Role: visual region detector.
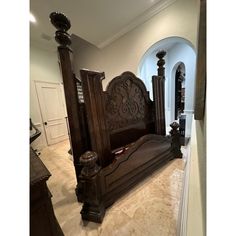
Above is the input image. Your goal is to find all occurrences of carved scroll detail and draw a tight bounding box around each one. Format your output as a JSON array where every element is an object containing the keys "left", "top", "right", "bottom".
[{"left": 104, "top": 72, "right": 154, "bottom": 131}]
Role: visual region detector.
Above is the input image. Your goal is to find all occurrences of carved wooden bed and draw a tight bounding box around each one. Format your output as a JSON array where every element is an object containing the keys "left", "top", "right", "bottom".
[{"left": 49, "top": 12, "right": 182, "bottom": 223}]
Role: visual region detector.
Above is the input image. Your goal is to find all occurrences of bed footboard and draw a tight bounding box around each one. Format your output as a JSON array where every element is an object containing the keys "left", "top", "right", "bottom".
[{"left": 79, "top": 123, "right": 182, "bottom": 223}]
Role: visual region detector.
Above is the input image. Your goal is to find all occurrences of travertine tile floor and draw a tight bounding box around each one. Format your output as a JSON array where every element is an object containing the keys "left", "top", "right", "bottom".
[{"left": 40, "top": 139, "right": 187, "bottom": 236}]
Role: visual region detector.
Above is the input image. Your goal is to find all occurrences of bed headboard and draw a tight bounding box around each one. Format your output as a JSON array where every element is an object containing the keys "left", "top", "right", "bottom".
[{"left": 103, "top": 72, "right": 155, "bottom": 149}]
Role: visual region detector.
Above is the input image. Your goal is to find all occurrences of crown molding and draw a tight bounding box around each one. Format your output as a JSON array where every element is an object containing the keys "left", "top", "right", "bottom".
[{"left": 97, "top": 0, "right": 176, "bottom": 49}]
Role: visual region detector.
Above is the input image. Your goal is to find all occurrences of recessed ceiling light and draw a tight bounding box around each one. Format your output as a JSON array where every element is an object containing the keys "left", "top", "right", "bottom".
[{"left": 30, "top": 13, "right": 36, "bottom": 23}]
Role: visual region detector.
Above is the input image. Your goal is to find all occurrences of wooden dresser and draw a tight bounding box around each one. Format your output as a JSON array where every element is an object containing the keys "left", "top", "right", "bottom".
[{"left": 30, "top": 148, "right": 64, "bottom": 236}]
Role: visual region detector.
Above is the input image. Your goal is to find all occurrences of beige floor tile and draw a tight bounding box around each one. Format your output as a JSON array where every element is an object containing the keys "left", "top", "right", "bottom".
[{"left": 39, "top": 139, "right": 185, "bottom": 236}]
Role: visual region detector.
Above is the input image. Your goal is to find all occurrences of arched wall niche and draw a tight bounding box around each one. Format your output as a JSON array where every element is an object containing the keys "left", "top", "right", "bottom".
[{"left": 137, "top": 36, "right": 196, "bottom": 137}]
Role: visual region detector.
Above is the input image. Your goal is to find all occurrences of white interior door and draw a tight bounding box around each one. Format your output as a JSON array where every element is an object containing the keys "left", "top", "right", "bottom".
[{"left": 35, "top": 81, "right": 68, "bottom": 145}]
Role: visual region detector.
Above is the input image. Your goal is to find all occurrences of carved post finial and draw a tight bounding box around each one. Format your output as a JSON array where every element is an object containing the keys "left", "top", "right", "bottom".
[
  {"left": 169, "top": 122, "right": 182, "bottom": 158},
  {"left": 49, "top": 12, "right": 71, "bottom": 48},
  {"left": 80, "top": 151, "right": 100, "bottom": 177},
  {"left": 156, "top": 50, "right": 166, "bottom": 77},
  {"left": 152, "top": 50, "right": 167, "bottom": 135}
]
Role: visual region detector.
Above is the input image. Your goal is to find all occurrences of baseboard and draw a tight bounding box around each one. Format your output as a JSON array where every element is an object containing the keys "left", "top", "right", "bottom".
[{"left": 177, "top": 143, "right": 191, "bottom": 236}]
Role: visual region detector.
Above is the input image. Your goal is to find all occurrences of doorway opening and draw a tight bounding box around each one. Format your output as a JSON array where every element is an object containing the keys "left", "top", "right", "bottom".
[{"left": 137, "top": 36, "right": 196, "bottom": 139}]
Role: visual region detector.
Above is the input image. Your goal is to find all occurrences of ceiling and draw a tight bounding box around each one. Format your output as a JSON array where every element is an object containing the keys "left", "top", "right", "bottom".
[{"left": 30, "top": 0, "right": 175, "bottom": 50}]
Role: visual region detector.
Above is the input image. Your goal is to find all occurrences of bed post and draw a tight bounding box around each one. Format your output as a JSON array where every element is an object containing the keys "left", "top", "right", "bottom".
[
  {"left": 80, "top": 70, "right": 112, "bottom": 167},
  {"left": 152, "top": 50, "right": 166, "bottom": 135},
  {"left": 49, "top": 12, "right": 88, "bottom": 201},
  {"left": 79, "top": 151, "right": 105, "bottom": 223},
  {"left": 170, "top": 122, "right": 182, "bottom": 158}
]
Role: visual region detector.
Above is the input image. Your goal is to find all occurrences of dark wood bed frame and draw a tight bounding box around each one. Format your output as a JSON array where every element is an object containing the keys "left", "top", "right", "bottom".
[{"left": 49, "top": 12, "right": 182, "bottom": 223}]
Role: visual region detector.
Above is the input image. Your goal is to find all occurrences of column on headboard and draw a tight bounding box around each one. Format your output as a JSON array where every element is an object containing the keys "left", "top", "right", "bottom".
[
  {"left": 80, "top": 70, "right": 112, "bottom": 168},
  {"left": 152, "top": 50, "right": 166, "bottom": 135},
  {"left": 49, "top": 13, "right": 88, "bottom": 185}
]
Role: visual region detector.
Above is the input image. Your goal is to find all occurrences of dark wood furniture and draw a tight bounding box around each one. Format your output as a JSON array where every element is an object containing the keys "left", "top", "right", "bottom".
[
  {"left": 30, "top": 119, "right": 41, "bottom": 144},
  {"left": 179, "top": 114, "right": 186, "bottom": 137},
  {"left": 30, "top": 148, "right": 64, "bottom": 236},
  {"left": 49, "top": 12, "right": 182, "bottom": 223}
]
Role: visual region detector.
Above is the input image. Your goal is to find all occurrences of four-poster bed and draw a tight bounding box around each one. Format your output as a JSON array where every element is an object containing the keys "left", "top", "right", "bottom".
[{"left": 49, "top": 12, "right": 182, "bottom": 223}]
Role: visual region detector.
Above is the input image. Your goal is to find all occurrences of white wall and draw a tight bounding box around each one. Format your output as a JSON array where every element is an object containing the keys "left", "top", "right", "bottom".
[
  {"left": 177, "top": 117, "right": 205, "bottom": 236},
  {"left": 30, "top": 42, "right": 62, "bottom": 150},
  {"left": 186, "top": 118, "right": 205, "bottom": 236},
  {"left": 138, "top": 50, "right": 157, "bottom": 99},
  {"left": 72, "top": 0, "right": 200, "bottom": 89}
]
